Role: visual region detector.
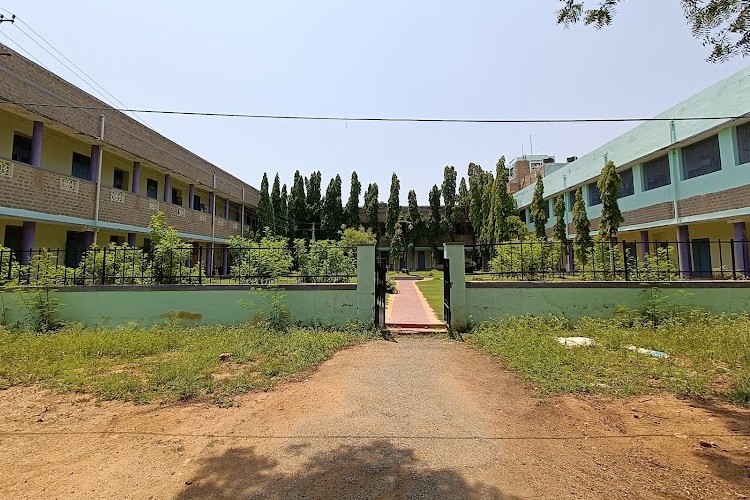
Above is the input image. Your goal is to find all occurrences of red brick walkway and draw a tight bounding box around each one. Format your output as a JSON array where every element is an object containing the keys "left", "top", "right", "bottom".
[{"left": 386, "top": 279, "right": 442, "bottom": 327}]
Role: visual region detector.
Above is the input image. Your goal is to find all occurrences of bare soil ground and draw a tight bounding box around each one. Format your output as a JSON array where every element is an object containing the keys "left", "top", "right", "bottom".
[{"left": 1, "top": 336, "right": 749, "bottom": 499}]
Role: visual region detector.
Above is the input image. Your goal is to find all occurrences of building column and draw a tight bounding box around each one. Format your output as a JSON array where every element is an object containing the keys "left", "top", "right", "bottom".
[
  {"left": 188, "top": 184, "right": 195, "bottom": 209},
  {"left": 677, "top": 225, "right": 692, "bottom": 279},
  {"left": 20, "top": 221, "right": 35, "bottom": 265},
  {"left": 163, "top": 174, "right": 171, "bottom": 203},
  {"left": 240, "top": 204, "right": 245, "bottom": 237},
  {"left": 205, "top": 243, "right": 213, "bottom": 276},
  {"left": 733, "top": 222, "right": 749, "bottom": 277},
  {"left": 224, "top": 199, "right": 230, "bottom": 219},
  {"left": 83, "top": 230, "right": 95, "bottom": 250},
  {"left": 208, "top": 192, "right": 215, "bottom": 216},
  {"left": 221, "top": 244, "right": 229, "bottom": 275},
  {"left": 90, "top": 145, "right": 100, "bottom": 183},
  {"left": 132, "top": 162, "right": 141, "bottom": 194},
  {"left": 639, "top": 230, "right": 650, "bottom": 260},
  {"left": 30, "top": 121, "right": 43, "bottom": 168},
  {"left": 127, "top": 232, "right": 137, "bottom": 247}
]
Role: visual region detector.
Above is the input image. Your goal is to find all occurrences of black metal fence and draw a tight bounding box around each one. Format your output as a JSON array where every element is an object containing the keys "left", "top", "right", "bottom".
[
  {"left": 466, "top": 239, "right": 750, "bottom": 281},
  {"left": 0, "top": 244, "right": 359, "bottom": 286}
]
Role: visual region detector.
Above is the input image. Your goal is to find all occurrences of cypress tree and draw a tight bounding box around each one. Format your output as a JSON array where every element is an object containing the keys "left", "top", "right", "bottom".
[
  {"left": 467, "top": 163, "right": 486, "bottom": 243},
  {"left": 306, "top": 171, "right": 322, "bottom": 233},
  {"left": 364, "top": 183, "right": 380, "bottom": 235},
  {"left": 427, "top": 185, "right": 442, "bottom": 258},
  {"left": 573, "top": 188, "right": 593, "bottom": 263},
  {"left": 271, "top": 174, "right": 282, "bottom": 234},
  {"left": 385, "top": 173, "right": 401, "bottom": 242},
  {"left": 597, "top": 160, "right": 624, "bottom": 240},
  {"left": 490, "top": 157, "right": 513, "bottom": 242},
  {"left": 258, "top": 173, "right": 275, "bottom": 234},
  {"left": 478, "top": 172, "right": 494, "bottom": 246},
  {"left": 280, "top": 184, "right": 289, "bottom": 238},
  {"left": 441, "top": 165, "right": 457, "bottom": 238},
  {"left": 345, "top": 171, "right": 362, "bottom": 229},
  {"left": 406, "top": 189, "right": 423, "bottom": 261},
  {"left": 530, "top": 172, "right": 548, "bottom": 240},
  {"left": 288, "top": 171, "right": 306, "bottom": 238},
  {"left": 457, "top": 177, "right": 469, "bottom": 226},
  {"left": 322, "top": 175, "right": 344, "bottom": 239},
  {"left": 552, "top": 196, "right": 568, "bottom": 243}
]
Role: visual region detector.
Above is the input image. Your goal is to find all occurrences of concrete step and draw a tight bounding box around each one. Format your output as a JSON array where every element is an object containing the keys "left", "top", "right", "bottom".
[{"left": 387, "top": 325, "right": 448, "bottom": 335}]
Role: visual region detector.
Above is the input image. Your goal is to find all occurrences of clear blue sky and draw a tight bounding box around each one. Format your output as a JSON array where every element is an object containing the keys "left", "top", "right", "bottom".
[{"left": 1, "top": 1, "right": 747, "bottom": 203}]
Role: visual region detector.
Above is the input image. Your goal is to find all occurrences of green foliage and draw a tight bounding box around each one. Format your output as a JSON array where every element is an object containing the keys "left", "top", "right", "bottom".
[
  {"left": 227, "top": 235, "right": 293, "bottom": 284},
  {"left": 241, "top": 287, "right": 291, "bottom": 332},
  {"left": 489, "top": 157, "right": 515, "bottom": 243},
  {"left": 258, "top": 173, "right": 275, "bottom": 234},
  {"left": 633, "top": 246, "right": 680, "bottom": 282},
  {"left": 279, "top": 183, "right": 289, "bottom": 238},
  {"left": 441, "top": 165, "right": 457, "bottom": 237},
  {"left": 552, "top": 196, "right": 568, "bottom": 244},
  {"left": 0, "top": 323, "right": 374, "bottom": 403},
  {"left": 478, "top": 173, "right": 495, "bottom": 246},
  {"left": 489, "top": 239, "right": 562, "bottom": 280},
  {"left": 288, "top": 171, "right": 307, "bottom": 238},
  {"left": 456, "top": 177, "right": 469, "bottom": 228},
  {"left": 14, "top": 286, "right": 62, "bottom": 333},
  {"left": 271, "top": 173, "right": 283, "bottom": 234},
  {"left": 0, "top": 246, "right": 23, "bottom": 285},
  {"left": 305, "top": 171, "right": 323, "bottom": 233},
  {"left": 339, "top": 227, "right": 376, "bottom": 247},
  {"left": 577, "top": 237, "right": 624, "bottom": 281},
  {"left": 345, "top": 171, "right": 362, "bottom": 229},
  {"left": 148, "top": 212, "right": 201, "bottom": 284},
  {"left": 555, "top": 0, "right": 750, "bottom": 62},
  {"left": 530, "top": 172, "right": 548, "bottom": 240},
  {"left": 468, "top": 163, "right": 487, "bottom": 242},
  {"left": 77, "top": 243, "right": 150, "bottom": 285},
  {"left": 385, "top": 173, "right": 401, "bottom": 241},
  {"left": 406, "top": 190, "right": 424, "bottom": 256},
  {"left": 364, "top": 183, "right": 380, "bottom": 235},
  {"left": 294, "top": 239, "right": 357, "bottom": 283},
  {"left": 385, "top": 278, "right": 398, "bottom": 294},
  {"left": 506, "top": 215, "right": 529, "bottom": 241},
  {"left": 572, "top": 188, "right": 593, "bottom": 264},
  {"left": 597, "top": 160, "right": 624, "bottom": 239},
  {"left": 427, "top": 185, "right": 443, "bottom": 255},
  {"left": 321, "top": 174, "right": 344, "bottom": 239}
]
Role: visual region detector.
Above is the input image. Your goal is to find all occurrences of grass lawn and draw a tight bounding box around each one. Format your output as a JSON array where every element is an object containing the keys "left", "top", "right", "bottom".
[
  {"left": 468, "top": 315, "right": 750, "bottom": 406},
  {"left": 0, "top": 324, "right": 374, "bottom": 405},
  {"left": 414, "top": 272, "right": 444, "bottom": 320}
]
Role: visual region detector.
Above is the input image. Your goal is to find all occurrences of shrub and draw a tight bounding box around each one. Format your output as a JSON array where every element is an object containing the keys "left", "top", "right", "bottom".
[
  {"left": 76, "top": 244, "right": 151, "bottom": 285},
  {"left": 489, "top": 239, "right": 562, "bottom": 280},
  {"left": 149, "top": 212, "right": 203, "bottom": 284},
  {"left": 295, "top": 239, "right": 356, "bottom": 283},
  {"left": 228, "top": 235, "right": 293, "bottom": 284}
]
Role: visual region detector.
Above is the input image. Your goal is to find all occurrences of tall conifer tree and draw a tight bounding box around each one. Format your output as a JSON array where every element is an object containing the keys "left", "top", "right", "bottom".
[
  {"left": 364, "top": 183, "right": 380, "bottom": 235},
  {"left": 345, "top": 171, "right": 362, "bottom": 229},
  {"left": 258, "top": 173, "right": 275, "bottom": 234},
  {"left": 385, "top": 173, "right": 401, "bottom": 242},
  {"left": 530, "top": 172, "right": 548, "bottom": 240},
  {"left": 288, "top": 171, "right": 307, "bottom": 238}
]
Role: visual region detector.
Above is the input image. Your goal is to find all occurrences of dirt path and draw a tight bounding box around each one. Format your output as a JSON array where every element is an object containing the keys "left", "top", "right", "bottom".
[{"left": 1, "top": 337, "right": 749, "bottom": 499}]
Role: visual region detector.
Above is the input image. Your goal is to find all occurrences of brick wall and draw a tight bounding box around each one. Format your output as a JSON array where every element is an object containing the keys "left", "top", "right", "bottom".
[
  {"left": 678, "top": 184, "right": 750, "bottom": 218},
  {"left": 0, "top": 44, "right": 259, "bottom": 208}
]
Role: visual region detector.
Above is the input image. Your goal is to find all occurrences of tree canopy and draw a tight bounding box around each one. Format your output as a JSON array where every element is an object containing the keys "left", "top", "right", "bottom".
[
  {"left": 597, "top": 160, "right": 624, "bottom": 239},
  {"left": 258, "top": 173, "right": 275, "bottom": 234},
  {"left": 288, "top": 171, "right": 307, "bottom": 238},
  {"left": 345, "top": 171, "right": 362, "bottom": 229},
  {"left": 530, "top": 172, "right": 548, "bottom": 240},
  {"left": 441, "top": 166, "right": 457, "bottom": 238},
  {"left": 385, "top": 173, "right": 401, "bottom": 241},
  {"left": 364, "top": 183, "right": 380, "bottom": 235},
  {"left": 556, "top": 0, "right": 750, "bottom": 62}
]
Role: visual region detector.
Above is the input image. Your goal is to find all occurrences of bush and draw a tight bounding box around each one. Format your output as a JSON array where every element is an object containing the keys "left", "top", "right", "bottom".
[
  {"left": 77, "top": 244, "right": 151, "bottom": 285},
  {"left": 295, "top": 239, "right": 356, "bottom": 283},
  {"left": 489, "top": 239, "right": 562, "bottom": 280},
  {"left": 149, "top": 212, "right": 202, "bottom": 284},
  {"left": 228, "top": 235, "right": 293, "bottom": 284},
  {"left": 385, "top": 278, "right": 398, "bottom": 294}
]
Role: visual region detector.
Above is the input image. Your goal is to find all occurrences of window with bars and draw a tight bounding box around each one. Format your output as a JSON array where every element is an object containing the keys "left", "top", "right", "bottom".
[
  {"left": 71, "top": 153, "right": 91, "bottom": 181},
  {"left": 567, "top": 191, "right": 577, "bottom": 212},
  {"left": 519, "top": 209, "right": 527, "bottom": 223},
  {"left": 642, "top": 156, "right": 671, "bottom": 191},
  {"left": 681, "top": 135, "right": 721, "bottom": 180},
  {"left": 588, "top": 182, "right": 601, "bottom": 206},
  {"left": 11, "top": 134, "right": 31, "bottom": 164},
  {"left": 738, "top": 122, "right": 750, "bottom": 165},
  {"left": 619, "top": 169, "right": 635, "bottom": 197},
  {"left": 146, "top": 178, "right": 158, "bottom": 199}
]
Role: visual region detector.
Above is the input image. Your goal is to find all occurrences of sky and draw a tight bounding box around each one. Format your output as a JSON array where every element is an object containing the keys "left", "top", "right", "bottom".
[{"left": 0, "top": 0, "right": 747, "bottom": 203}]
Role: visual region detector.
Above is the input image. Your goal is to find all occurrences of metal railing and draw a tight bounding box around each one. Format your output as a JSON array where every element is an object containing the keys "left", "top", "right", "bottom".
[
  {"left": 466, "top": 239, "right": 750, "bottom": 282},
  {"left": 0, "top": 244, "right": 359, "bottom": 286}
]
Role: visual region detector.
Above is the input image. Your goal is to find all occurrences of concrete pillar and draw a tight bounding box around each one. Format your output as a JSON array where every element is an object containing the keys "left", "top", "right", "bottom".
[
  {"left": 224, "top": 199, "right": 230, "bottom": 219},
  {"left": 733, "top": 222, "right": 749, "bottom": 277},
  {"left": 444, "top": 243, "right": 467, "bottom": 331},
  {"left": 240, "top": 204, "right": 245, "bottom": 236},
  {"left": 221, "top": 245, "right": 229, "bottom": 275},
  {"left": 20, "top": 221, "right": 36, "bottom": 265},
  {"left": 83, "top": 230, "right": 95, "bottom": 250},
  {"left": 639, "top": 230, "right": 650, "bottom": 260},
  {"left": 677, "top": 225, "right": 692, "bottom": 279},
  {"left": 356, "top": 245, "right": 376, "bottom": 324},
  {"left": 30, "top": 121, "right": 43, "bottom": 168},
  {"left": 90, "top": 145, "right": 100, "bottom": 183},
  {"left": 208, "top": 192, "right": 215, "bottom": 216},
  {"left": 163, "top": 174, "right": 171, "bottom": 203},
  {"left": 188, "top": 184, "right": 195, "bottom": 209},
  {"left": 132, "top": 162, "right": 141, "bottom": 194},
  {"left": 205, "top": 243, "right": 214, "bottom": 276},
  {"left": 127, "top": 232, "right": 137, "bottom": 247}
]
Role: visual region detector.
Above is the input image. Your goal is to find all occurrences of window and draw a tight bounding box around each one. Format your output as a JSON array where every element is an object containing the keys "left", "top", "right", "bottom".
[
  {"left": 588, "top": 182, "right": 601, "bottom": 206},
  {"left": 71, "top": 152, "right": 91, "bottom": 181},
  {"left": 618, "top": 169, "right": 634, "bottom": 197},
  {"left": 109, "top": 235, "right": 123, "bottom": 245},
  {"left": 146, "top": 178, "right": 158, "bottom": 199},
  {"left": 738, "top": 122, "right": 750, "bottom": 165},
  {"left": 519, "top": 209, "right": 527, "bottom": 223},
  {"left": 567, "top": 191, "right": 576, "bottom": 212},
  {"left": 113, "top": 169, "right": 126, "bottom": 190},
  {"left": 642, "top": 156, "right": 671, "bottom": 190},
  {"left": 193, "top": 194, "right": 201, "bottom": 210},
  {"left": 11, "top": 134, "right": 31, "bottom": 164},
  {"left": 172, "top": 188, "right": 183, "bottom": 206},
  {"left": 681, "top": 135, "right": 721, "bottom": 180}
]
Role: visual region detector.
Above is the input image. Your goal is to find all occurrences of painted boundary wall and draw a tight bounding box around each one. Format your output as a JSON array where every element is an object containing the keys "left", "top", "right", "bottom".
[
  {"left": 2, "top": 246, "right": 376, "bottom": 328},
  {"left": 443, "top": 244, "right": 750, "bottom": 328}
]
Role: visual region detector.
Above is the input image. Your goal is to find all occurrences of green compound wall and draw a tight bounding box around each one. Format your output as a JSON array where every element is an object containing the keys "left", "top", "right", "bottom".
[{"left": 2, "top": 246, "right": 376, "bottom": 328}]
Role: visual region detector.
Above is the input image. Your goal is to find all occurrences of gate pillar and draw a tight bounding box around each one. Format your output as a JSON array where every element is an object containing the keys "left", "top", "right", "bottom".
[
  {"left": 443, "top": 243, "right": 468, "bottom": 331},
  {"left": 356, "top": 245, "right": 376, "bottom": 324}
]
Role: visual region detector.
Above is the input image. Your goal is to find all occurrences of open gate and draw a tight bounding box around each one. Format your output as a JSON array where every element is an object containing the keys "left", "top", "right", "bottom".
[
  {"left": 443, "top": 258, "right": 451, "bottom": 329},
  {"left": 375, "top": 259, "right": 387, "bottom": 327}
]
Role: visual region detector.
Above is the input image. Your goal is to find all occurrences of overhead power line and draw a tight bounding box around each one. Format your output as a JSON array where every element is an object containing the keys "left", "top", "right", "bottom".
[{"left": 0, "top": 100, "right": 746, "bottom": 124}]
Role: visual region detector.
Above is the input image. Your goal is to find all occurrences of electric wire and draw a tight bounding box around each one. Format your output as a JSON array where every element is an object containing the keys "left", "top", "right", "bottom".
[
  {"left": 0, "top": 100, "right": 745, "bottom": 124},
  {"left": 0, "top": 29, "right": 46, "bottom": 68}
]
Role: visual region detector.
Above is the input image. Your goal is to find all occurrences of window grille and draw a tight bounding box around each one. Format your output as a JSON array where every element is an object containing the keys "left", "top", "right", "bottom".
[
  {"left": 642, "top": 156, "right": 671, "bottom": 190},
  {"left": 681, "top": 135, "right": 721, "bottom": 180}
]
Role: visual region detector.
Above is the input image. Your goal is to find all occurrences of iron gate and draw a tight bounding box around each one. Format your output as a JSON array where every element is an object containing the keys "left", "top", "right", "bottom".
[
  {"left": 443, "top": 258, "right": 451, "bottom": 329},
  {"left": 375, "top": 259, "right": 387, "bottom": 327}
]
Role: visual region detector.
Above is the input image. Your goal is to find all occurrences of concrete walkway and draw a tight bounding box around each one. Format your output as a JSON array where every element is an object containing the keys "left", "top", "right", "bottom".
[{"left": 386, "top": 278, "right": 442, "bottom": 328}]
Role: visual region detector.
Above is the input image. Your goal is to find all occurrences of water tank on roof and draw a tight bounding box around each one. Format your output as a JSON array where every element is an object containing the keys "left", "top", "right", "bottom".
[{"left": 567, "top": 156, "right": 578, "bottom": 163}]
